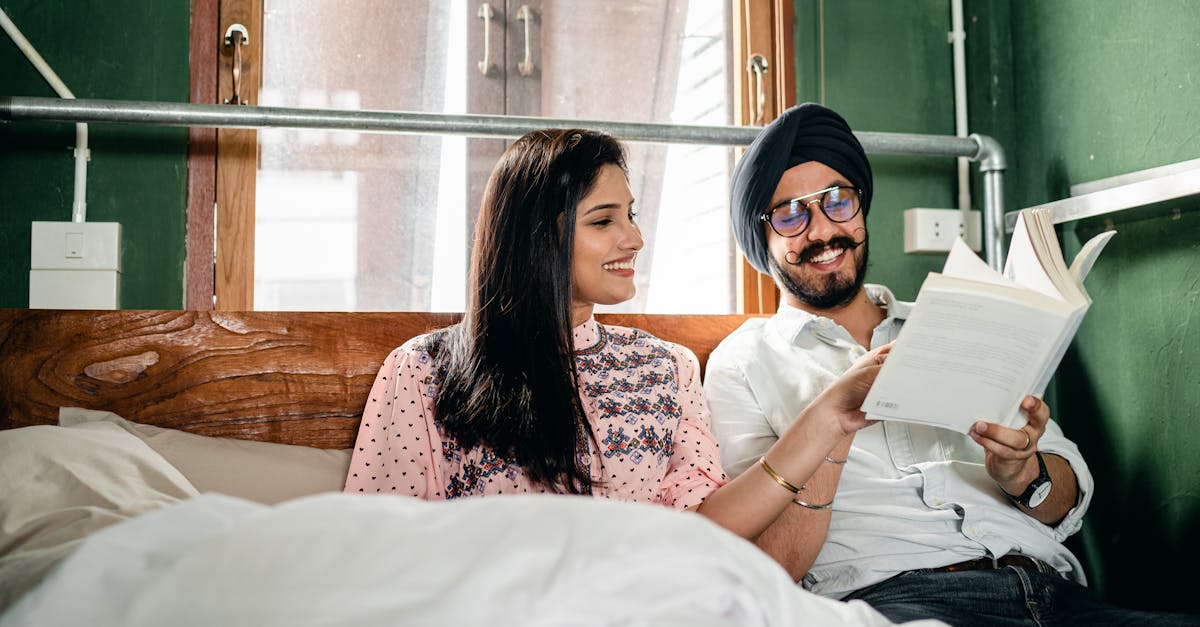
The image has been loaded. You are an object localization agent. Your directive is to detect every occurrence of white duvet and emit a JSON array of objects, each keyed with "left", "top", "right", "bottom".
[{"left": 1, "top": 492, "right": 940, "bottom": 627}]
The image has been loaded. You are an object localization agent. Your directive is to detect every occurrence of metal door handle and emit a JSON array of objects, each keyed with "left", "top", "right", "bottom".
[
  {"left": 517, "top": 5, "right": 534, "bottom": 76},
  {"left": 747, "top": 54, "right": 769, "bottom": 125},
  {"left": 224, "top": 24, "right": 250, "bottom": 105},
  {"left": 477, "top": 3, "right": 495, "bottom": 76}
]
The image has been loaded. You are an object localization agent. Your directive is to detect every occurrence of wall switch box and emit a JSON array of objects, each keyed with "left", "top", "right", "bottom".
[
  {"left": 903, "top": 208, "right": 981, "bottom": 254},
  {"left": 31, "top": 221, "right": 121, "bottom": 271},
  {"left": 29, "top": 221, "right": 122, "bottom": 309}
]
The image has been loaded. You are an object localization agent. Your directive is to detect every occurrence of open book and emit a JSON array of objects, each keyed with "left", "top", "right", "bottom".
[{"left": 861, "top": 208, "right": 1116, "bottom": 432}]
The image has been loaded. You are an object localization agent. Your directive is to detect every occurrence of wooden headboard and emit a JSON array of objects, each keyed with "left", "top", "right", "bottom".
[{"left": 0, "top": 309, "right": 755, "bottom": 449}]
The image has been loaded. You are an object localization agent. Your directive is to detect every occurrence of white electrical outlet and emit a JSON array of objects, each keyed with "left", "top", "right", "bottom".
[
  {"left": 903, "top": 208, "right": 981, "bottom": 253},
  {"left": 29, "top": 221, "right": 122, "bottom": 309}
]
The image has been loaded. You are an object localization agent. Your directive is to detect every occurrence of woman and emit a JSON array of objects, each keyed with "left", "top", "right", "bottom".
[{"left": 345, "top": 129, "right": 886, "bottom": 542}]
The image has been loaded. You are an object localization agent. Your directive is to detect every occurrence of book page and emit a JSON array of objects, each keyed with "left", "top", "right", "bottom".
[
  {"left": 1025, "top": 209, "right": 1088, "bottom": 306},
  {"left": 943, "top": 237, "right": 1016, "bottom": 286},
  {"left": 862, "top": 275, "right": 1073, "bottom": 432},
  {"left": 1003, "top": 211, "right": 1066, "bottom": 302},
  {"left": 1069, "top": 229, "right": 1117, "bottom": 282}
]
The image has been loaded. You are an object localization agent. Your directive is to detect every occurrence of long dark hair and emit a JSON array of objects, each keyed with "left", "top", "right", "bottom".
[{"left": 434, "top": 129, "right": 628, "bottom": 494}]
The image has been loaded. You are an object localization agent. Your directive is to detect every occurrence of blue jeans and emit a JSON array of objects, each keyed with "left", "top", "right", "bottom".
[{"left": 843, "top": 566, "right": 1200, "bottom": 626}]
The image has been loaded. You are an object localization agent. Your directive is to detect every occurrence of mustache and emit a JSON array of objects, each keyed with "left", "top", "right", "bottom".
[{"left": 783, "top": 232, "right": 867, "bottom": 266}]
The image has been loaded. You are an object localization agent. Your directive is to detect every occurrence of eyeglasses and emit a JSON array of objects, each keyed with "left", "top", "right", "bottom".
[{"left": 760, "top": 186, "right": 863, "bottom": 238}]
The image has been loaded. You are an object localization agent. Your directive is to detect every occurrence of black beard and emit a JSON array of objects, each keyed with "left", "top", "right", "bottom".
[{"left": 771, "top": 234, "right": 868, "bottom": 310}]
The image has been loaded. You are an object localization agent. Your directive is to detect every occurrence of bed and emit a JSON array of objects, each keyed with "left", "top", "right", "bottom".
[{"left": 0, "top": 308, "right": 937, "bottom": 626}]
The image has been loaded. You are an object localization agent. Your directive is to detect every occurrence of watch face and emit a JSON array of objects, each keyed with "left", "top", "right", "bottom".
[{"left": 1028, "top": 481, "right": 1053, "bottom": 508}]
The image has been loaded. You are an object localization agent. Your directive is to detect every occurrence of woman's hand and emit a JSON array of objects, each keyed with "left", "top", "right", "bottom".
[{"left": 810, "top": 342, "right": 891, "bottom": 437}]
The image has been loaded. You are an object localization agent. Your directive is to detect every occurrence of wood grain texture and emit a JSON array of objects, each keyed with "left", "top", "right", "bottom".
[
  {"left": 186, "top": 0, "right": 218, "bottom": 310},
  {"left": 0, "top": 310, "right": 756, "bottom": 449}
]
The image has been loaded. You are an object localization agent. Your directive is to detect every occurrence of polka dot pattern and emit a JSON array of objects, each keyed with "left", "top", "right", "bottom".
[{"left": 344, "top": 318, "right": 728, "bottom": 510}]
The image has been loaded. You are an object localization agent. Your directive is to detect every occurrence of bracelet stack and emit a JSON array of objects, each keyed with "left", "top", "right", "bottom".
[{"left": 758, "top": 456, "right": 835, "bottom": 510}]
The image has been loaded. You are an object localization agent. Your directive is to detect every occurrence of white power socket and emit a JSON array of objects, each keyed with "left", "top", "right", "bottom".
[{"left": 903, "top": 208, "right": 981, "bottom": 253}]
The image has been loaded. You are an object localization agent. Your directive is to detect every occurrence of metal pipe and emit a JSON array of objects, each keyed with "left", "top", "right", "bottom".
[
  {"left": 1, "top": 96, "right": 1008, "bottom": 266},
  {"left": 1, "top": 96, "right": 981, "bottom": 156},
  {"left": 970, "top": 133, "right": 1008, "bottom": 269},
  {"left": 981, "top": 170, "right": 1006, "bottom": 268},
  {"left": 950, "top": 0, "right": 971, "bottom": 213}
]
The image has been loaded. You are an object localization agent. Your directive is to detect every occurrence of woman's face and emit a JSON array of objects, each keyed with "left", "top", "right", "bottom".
[{"left": 570, "top": 163, "right": 643, "bottom": 325}]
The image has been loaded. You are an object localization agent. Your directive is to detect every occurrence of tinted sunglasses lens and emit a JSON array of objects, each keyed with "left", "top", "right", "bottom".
[
  {"left": 824, "top": 188, "right": 860, "bottom": 221},
  {"left": 772, "top": 203, "right": 809, "bottom": 236}
]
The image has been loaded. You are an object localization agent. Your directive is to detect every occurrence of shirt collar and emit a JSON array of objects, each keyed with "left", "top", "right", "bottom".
[
  {"left": 768, "top": 283, "right": 911, "bottom": 342},
  {"left": 866, "top": 284, "right": 913, "bottom": 320}
]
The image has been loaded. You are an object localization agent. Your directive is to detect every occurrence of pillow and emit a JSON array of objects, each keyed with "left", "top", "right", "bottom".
[
  {"left": 58, "top": 408, "right": 353, "bottom": 506},
  {"left": 0, "top": 420, "right": 198, "bottom": 610}
]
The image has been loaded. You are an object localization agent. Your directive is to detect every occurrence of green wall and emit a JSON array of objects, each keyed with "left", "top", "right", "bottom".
[
  {"left": 802, "top": 0, "right": 1199, "bottom": 614},
  {"left": 1004, "top": 1, "right": 1199, "bottom": 613},
  {"left": 0, "top": 0, "right": 189, "bottom": 309},
  {"left": 797, "top": 0, "right": 960, "bottom": 302}
]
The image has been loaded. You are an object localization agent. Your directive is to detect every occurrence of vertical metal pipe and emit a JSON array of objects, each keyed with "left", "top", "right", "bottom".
[
  {"left": 970, "top": 133, "right": 1008, "bottom": 270},
  {"left": 982, "top": 169, "right": 1006, "bottom": 269},
  {"left": 950, "top": 0, "right": 972, "bottom": 213}
]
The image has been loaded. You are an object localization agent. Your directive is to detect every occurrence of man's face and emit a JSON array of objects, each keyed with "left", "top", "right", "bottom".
[{"left": 764, "top": 161, "right": 868, "bottom": 312}]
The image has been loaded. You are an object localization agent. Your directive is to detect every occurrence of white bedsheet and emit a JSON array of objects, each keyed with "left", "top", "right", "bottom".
[{"left": 1, "top": 493, "right": 941, "bottom": 627}]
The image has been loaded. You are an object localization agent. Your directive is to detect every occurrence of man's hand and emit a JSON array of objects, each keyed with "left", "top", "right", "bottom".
[
  {"left": 968, "top": 396, "right": 1078, "bottom": 525},
  {"left": 969, "top": 395, "right": 1047, "bottom": 489}
]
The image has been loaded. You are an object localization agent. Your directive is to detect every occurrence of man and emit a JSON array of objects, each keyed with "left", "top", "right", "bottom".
[{"left": 705, "top": 102, "right": 1196, "bottom": 625}]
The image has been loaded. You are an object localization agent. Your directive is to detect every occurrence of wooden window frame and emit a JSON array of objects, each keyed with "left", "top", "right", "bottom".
[
  {"left": 187, "top": 0, "right": 793, "bottom": 313},
  {"left": 186, "top": 0, "right": 218, "bottom": 310},
  {"left": 187, "top": 0, "right": 261, "bottom": 310},
  {"left": 732, "top": 0, "right": 795, "bottom": 314}
]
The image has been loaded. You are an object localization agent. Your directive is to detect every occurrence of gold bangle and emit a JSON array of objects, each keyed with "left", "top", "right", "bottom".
[
  {"left": 758, "top": 456, "right": 805, "bottom": 495},
  {"left": 793, "top": 496, "right": 834, "bottom": 510},
  {"left": 824, "top": 455, "right": 847, "bottom": 465}
]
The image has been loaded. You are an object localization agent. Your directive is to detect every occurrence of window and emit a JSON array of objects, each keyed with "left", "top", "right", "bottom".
[{"left": 194, "top": 0, "right": 793, "bottom": 313}]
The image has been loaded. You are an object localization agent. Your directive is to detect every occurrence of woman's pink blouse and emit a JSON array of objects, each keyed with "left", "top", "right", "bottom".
[{"left": 344, "top": 317, "right": 728, "bottom": 510}]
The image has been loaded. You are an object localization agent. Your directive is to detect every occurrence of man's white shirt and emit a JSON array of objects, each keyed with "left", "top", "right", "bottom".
[{"left": 703, "top": 284, "right": 1093, "bottom": 599}]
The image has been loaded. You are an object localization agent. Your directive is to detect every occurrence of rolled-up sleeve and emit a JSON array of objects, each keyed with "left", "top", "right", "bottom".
[
  {"left": 1037, "top": 418, "right": 1093, "bottom": 538},
  {"left": 657, "top": 346, "right": 729, "bottom": 510},
  {"left": 344, "top": 342, "right": 443, "bottom": 498}
]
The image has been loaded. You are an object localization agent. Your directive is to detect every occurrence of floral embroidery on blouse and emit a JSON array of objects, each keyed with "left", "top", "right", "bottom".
[{"left": 344, "top": 318, "right": 728, "bottom": 510}]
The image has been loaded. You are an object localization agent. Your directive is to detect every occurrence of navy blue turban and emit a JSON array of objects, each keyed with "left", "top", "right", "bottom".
[{"left": 730, "top": 103, "right": 873, "bottom": 275}]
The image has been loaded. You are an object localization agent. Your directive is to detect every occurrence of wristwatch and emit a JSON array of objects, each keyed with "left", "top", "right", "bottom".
[{"left": 1004, "top": 451, "right": 1053, "bottom": 508}]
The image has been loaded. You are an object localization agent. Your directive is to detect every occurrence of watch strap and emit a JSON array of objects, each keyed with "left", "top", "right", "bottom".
[{"left": 1005, "top": 451, "right": 1051, "bottom": 508}]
